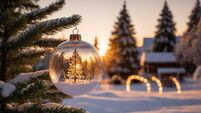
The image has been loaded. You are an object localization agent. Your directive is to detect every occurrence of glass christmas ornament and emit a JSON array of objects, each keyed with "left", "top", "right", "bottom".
[{"left": 49, "top": 30, "right": 103, "bottom": 96}]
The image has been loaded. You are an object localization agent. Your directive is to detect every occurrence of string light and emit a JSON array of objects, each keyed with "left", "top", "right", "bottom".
[
  {"left": 151, "top": 76, "right": 163, "bottom": 94},
  {"left": 170, "top": 77, "right": 182, "bottom": 94},
  {"left": 126, "top": 75, "right": 151, "bottom": 93}
]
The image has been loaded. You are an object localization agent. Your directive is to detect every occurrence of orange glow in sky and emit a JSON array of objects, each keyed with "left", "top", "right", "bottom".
[{"left": 39, "top": 0, "right": 195, "bottom": 47}]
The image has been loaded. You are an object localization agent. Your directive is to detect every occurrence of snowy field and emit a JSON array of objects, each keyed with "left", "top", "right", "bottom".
[{"left": 63, "top": 79, "right": 201, "bottom": 113}]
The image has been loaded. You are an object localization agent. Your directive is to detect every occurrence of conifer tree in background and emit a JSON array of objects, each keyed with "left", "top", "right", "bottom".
[
  {"left": 176, "top": 0, "right": 201, "bottom": 74},
  {"left": 105, "top": 1, "right": 139, "bottom": 79},
  {"left": 0, "top": 0, "right": 85, "bottom": 112},
  {"left": 176, "top": 19, "right": 201, "bottom": 74},
  {"left": 186, "top": 0, "right": 201, "bottom": 32},
  {"left": 94, "top": 36, "right": 99, "bottom": 51},
  {"left": 67, "top": 49, "right": 84, "bottom": 82},
  {"left": 153, "top": 1, "right": 176, "bottom": 52}
]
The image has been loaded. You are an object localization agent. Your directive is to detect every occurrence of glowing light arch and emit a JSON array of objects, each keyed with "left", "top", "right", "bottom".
[
  {"left": 170, "top": 77, "right": 182, "bottom": 94},
  {"left": 151, "top": 76, "right": 163, "bottom": 94},
  {"left": 126, "top": 75, "right": 151, "bottom": 93}
]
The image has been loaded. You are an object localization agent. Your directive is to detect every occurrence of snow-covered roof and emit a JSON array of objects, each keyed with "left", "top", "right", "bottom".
[
  {"left": 141, "top": 52, "right": 176, "bottom": 65},
  {"left": 157, "top": 67, "right": 186, "bottom": 74},
  {"left": 142, "top": 36, "right": 181, "bottom": 51}
]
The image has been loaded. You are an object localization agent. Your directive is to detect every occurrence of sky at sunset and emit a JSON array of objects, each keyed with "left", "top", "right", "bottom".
[{"left": 40, "top": 0, "right": 196, "bottom": 48}]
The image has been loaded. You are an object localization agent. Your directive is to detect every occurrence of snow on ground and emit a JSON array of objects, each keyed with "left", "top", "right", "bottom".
[{"left": 63, "top": 79, "right": 201, "bottom": 113}]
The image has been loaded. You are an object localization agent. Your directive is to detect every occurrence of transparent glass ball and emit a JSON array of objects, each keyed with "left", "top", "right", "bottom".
[{"left": 49, "top": 34, "right": 103, "bottom": 96}]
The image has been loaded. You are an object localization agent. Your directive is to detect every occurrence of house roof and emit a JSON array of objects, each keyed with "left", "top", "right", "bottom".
[
  {"left": 140, "top": 52, "right": 177, "bottom": 65},
  {"left": 157, "top": 67, "right": 186, "bottom": 74}
]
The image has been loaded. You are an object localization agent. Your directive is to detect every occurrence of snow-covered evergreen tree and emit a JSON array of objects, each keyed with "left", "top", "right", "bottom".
[
  {"left": 105, "top": 1, "right": 139, "bottom": 79},
  {"left": 59, "top": 69, "right": 66, "bottom": 82},
  {"left": 153, "top": 1, "right": 176, "bottom": 52},
  {"left": 176, "top": 0, "right": 201, "bottom": 74},
  {"left": 176, "top": 20, "right": 201, "bottom": 73},
  {"left": 58, "top": 52, "right": 66, "bottom": 82},
  {"left": 67, "top": 49, "right": 84, "bottom": 82},
  {"left": 0, "top": 0, "right": 81, "bottom": 80},
  {"left": 187, "top": 0, "right": 201, "bottom": 32},
  {"left": 0, "top": 0, "right": 85, "bottom": 112}
]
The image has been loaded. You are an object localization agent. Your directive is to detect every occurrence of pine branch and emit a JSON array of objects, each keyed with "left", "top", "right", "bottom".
[
  {"left": 1, "top": 72, "right": 71, "bottom": 104},
  {"left": 0, "top": 72, "right": 84, "bottom": 112},
  {"left": 1, "top": 79, "right": 48, "bottom": 104},
  {"left": 8, "top": 0, "right": 65, "bottom": 36},
  {"left": 7, "top": 65, "right": 33, "bottom": 80},
  {"left": 28, "top": 0, "right": 65, "bottom": 21},
  {"left": 13, "top": 0, "right": 39, "bottom": 10},
  {"left": 32, "top": 73, "right": 72, "bottom": 102},
  {"left": 42, "top": 81, "right": 72, "bottom": 102},
  {"left": 25, "top": 104, "right": 86, "bottom": 113},
  {"left": 7, "top": 15, "right": 81, "bottom": 51},
  {"left": 33, "top": 38, "right": 65, "bottom": 48},
  {"left": 8, "top": 50, "right": 47, "bottom": 66},
  {"left": 0, "top": 104, "right": 86, "bottom": 113}
]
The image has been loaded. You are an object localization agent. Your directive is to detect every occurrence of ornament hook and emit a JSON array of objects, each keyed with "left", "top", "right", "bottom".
[{"left": 72, "top": 26, "right": 79, "bottom": 34}]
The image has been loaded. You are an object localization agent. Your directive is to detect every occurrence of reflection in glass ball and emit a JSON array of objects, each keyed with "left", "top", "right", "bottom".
[{"left": 49, "top": 37, "right": 103, "bottom": 96}]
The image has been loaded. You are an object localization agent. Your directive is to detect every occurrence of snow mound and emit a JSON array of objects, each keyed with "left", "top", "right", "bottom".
[
  {"left": 1, "top": 82, "right": 16, "bottom": 97},
  {"left": 0, "top": 80, "right": 5, "bottom": 88},
  {"left": 90, "top": 92, "right": 119, "bottom": 98},
  {"left": 10, "top": 70, "right": 48, "bottom": 84}
]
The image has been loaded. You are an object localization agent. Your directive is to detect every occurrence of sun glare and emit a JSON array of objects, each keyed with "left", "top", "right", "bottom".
[{"left": 99, "top": 44, "right": 107, "bottom": 56}]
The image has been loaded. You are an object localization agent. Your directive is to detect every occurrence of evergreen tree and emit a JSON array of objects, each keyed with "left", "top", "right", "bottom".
[
  {"left": 153, "top": 1, "right": 176, "bottom": 52},
  {"left": 58, "top": 52, "right": 66, "bottom": 82},
  {"left": 105, "top": 1, "right": 139, "bottom": 79},
  {"left": 176, "top": 0, "right": 201, "bottom": 74},
  {"left": 67, "top": 49, "right": 84, "bottom": 82},
  {"left": 83, "top": 60, "right": 89, "bottom": 79},
  {"left": 88, "top": 57, "right": 96, "bottom": 81},
  {"left": 0, "top": 0, "right": 85, "bottom": 113},
  {"left": 187, "top": 0, "right": 201, "bottom": 32},
  {"left": 59, "top": 69, "right": 66, "bottom": 82},
  {"left": 0, "top": 0, "right": 81, "bottom": 81},
  {"left": 94, "top": 36, "right": 99, "bottom": 51}
]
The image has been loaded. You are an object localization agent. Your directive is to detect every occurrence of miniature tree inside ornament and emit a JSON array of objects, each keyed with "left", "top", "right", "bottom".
[{"left": 49, "top": 28, "right": 103, "bottom": 96}]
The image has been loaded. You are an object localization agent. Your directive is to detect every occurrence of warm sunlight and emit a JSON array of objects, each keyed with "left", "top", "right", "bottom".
[{"left": 99, "top": 44, "right": 107, "bottom": 56}]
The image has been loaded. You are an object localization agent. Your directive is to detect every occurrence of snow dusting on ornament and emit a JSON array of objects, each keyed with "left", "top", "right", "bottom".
[{"left": 49, "top": 34, "right": 103, "bottom": 96}]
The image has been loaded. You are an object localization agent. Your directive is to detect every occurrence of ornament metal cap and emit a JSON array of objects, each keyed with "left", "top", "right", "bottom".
[
  {"left": 70, "top": 34, "right": 81, "bottom": 41},
  {"left": 70, "top": 26, "right": 81, "bottom": 40}
]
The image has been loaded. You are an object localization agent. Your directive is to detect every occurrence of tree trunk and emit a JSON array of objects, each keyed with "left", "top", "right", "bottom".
[
  {"left": 0, "top": 28, "right": 8, "bottom": 82},
  {"left": 0, "top": 0, "right": 9, "bottom": 82},
  {"left": 0, "top": 46, "right": 7, "bottom": 81}
]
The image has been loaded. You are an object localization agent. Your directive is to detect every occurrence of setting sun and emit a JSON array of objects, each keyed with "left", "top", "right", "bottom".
[{"left": 99, "top": 44, "right": 107, "bottom": 56}]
